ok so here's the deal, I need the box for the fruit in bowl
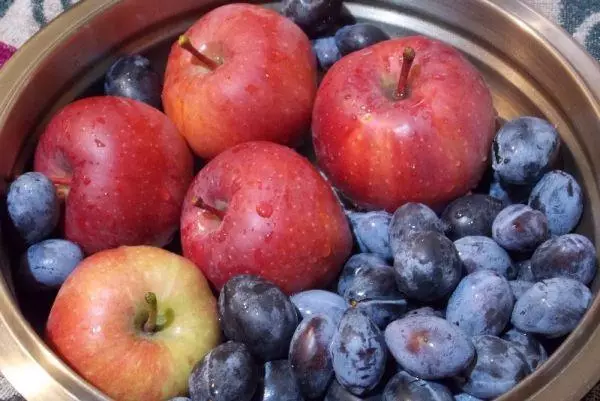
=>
[46,246,221,401]
[312,36,496,211]
[33,96,193,255]
[162,3,318,159]
[180,141,352,294]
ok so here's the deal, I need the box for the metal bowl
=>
[0,0,599,400]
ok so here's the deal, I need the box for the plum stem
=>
[178,35,219,71]
[395,47,416,100]
[143,292,158,333]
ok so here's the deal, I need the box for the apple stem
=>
[178,35,219,71]
[49,176,72,199]
[143,292,158,333]
[193,197,226,220]
[395,47,416,100]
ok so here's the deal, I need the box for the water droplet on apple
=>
[265,232,273,242]
[245,84,259,95]
[94,139,106,148]
[344,94,352,100]
[215,230,228,242]
[256,202,273,218]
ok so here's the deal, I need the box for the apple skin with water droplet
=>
[180,141,352,294]
[162,3,318,159]
[312,36,496,211]
[34,96,194,254]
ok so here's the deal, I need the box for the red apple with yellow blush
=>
[46,246,221,401]
[312,36,496,211]
[162,3,318,159]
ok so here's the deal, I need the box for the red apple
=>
[181,141,352,294]
[46,246,221,401]
[312,36,496,211]
[162,3,317,159]
[34,96,193,254]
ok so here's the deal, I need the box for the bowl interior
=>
[1,1,600,400]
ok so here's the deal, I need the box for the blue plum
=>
[489,172,533,206]
[530,234,597,285]
[313,37,342,70]
[342,259,406,329]
[337,254,390,297]
[343,263,399,303]
[404,307,444,319]
[454,236,515,278]
[325,379,382,400]
[255,360,303,401]
[382,371,454,401]
[509,280,534,301]
[335,24,390,56]
[291,290,347,325]
[511,277,592,338]
[492,204,548,252]
[454,394,483,401]
[456,335,530,399]
[169,398,191,401]
[282,0,342,36]
[384,315,474,380]
[6,172,59,244]
[189,341,258,401]
[354,298,408,330]
[389,203,446,254]
[104,55,162,108]
[529,170,583,236]
[19,239,83,291]
[446,270,514,337]
[393,231,462,302]
[501,328,548,371]
[516,259,535,281]
[218,275,299,361]
[441,194,504,240]
[289,315,336,399]
[348,211,393,260]
[488,173,512,206]
[492,116,560,185]
[331,308,387,395]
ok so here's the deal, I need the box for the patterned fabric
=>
[0,0,599,400]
